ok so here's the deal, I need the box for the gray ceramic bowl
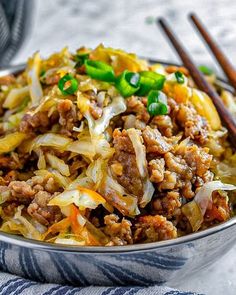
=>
[0,62,235,286]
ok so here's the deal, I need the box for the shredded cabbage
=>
[127,128,155,207]
[85,95,126,136]
[0,132,26,155]
[3,86,29,109]
[46,153,70,176]
[182,181,236,231]
[27,52,43,107]
[49,186,106,210]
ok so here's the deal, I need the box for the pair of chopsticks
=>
[157,13,236,148]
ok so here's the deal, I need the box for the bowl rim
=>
[0,60,235,254]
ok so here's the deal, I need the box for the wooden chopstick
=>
[157,17,236,148]
[189,13,236,92]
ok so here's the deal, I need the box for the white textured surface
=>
[13,1,236,294]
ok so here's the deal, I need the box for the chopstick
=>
[157,17,236,148]
[189,13,236,92]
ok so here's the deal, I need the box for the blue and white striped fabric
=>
[0,271,203,295]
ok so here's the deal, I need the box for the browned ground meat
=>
[126,96,150,123]
[109,129,143,198]
[134,215,177,243]
[20,111,52,134]
[104,214,133,246]
[142,126,172,155]
[148,158,165,183]
[0,75,16,85]
[0,175,62,225]
[176,104,209,144]
[152,191,181,219]
[150,115,174,137]
[57,99,78,136]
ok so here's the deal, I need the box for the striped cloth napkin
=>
[0,1,203,294]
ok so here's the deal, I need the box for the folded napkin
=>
[0,1,204,295]
[0,271,203,295]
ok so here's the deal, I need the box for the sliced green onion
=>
[58,74,78,95]
[74,53,89,68]
[147,90,168,116]
[136,71,166,96]
[198,65,214,76]
[175,71,185,84]
[85,60,115,82]
[115,70,140,98]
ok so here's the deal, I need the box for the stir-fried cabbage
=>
[0,206,46,240]
[90,44,148,75]
[99,174,140,216]
[27,52,43,107]
[84,95,126,136]
[127,128,155,207]
[3,86,29,109]
[190,89,221,130]
[46,153,70,176]
[182,181,236,231]
[49,186,106,210]
[0,132,26,155]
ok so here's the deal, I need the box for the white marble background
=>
[13,0,236,294]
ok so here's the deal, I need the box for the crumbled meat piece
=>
[164,152,192,180]
[184,145,212,177]
[176,104,209,144]
[142,126,172,155]
[27,191,62,225]
[158,171,177,190]
[152,191,181,219]
[204,191,230,224]
[110,129,143,197]
[134,215,177,243]
[104,214,133,246]
[126,96,150,123]
[181,181,194,199]
[20,111,51,134]
[57,99,77,136]
[9,181,35,199]
[150,115,174,137]
[148,158,165,183]
[45,73,60,85]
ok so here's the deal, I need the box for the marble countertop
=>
[13,0,236,294]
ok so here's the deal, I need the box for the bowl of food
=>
[0,45,235,286]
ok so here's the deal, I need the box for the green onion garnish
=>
[198,65,214,76]
[74,53,89,68]
[58,74,78,95]
[147,90,168,116]
[175,71,185,84]
[115,70,140,98]
[136,71,166,96]
[85,60,115,82]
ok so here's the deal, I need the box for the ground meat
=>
[0,175,62,225]
[176,104,209,144]
[148,158,165,183]
[134,215,177,243]
[164,152,192,180]
[104,214,133,246]
[57,99,78,136]
[152,191,181,219]
[142,126,172,155]
[204,191,230,224]
[183,145,212,177]
[150,115,174,137]
[158,171,177,190]
[110,129,143,197]
[126,96,150,123]
[0,156,22,170]
[19,111,51,134]
[27,191,62,225]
